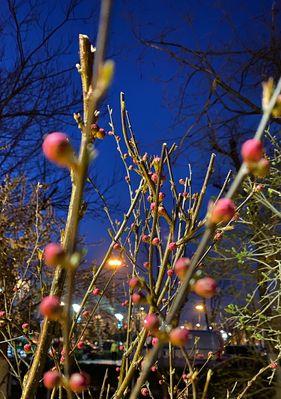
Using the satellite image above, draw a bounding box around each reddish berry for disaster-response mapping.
[143,314,160,332]
[210,198,236,224]
[92,288,101,296]
[69,372,90,393]
[39,296,61,320]
[129,277,140,290]
[169,327,189,346]
[175,258,190,280]
[168,242,177,251]
[43,243,65,267]
[193,277,217,299]
[43,370,61,389]
[24,343,32,353]
[42,132,76,168]
[152,237,160,246]
[241,139,263,163]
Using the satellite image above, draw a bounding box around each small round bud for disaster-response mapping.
[113,242,121,251]
[131,292,145,304]
[175,258,190,280]
[39,296,61,320]
[143,261,150,269]
[169,327,189,346]
[69,372,90,393]
[24,343,32,353]
[152,337,159,346]
[168,242,177,251]
[22,323,29,331]
[43,243,65,267]
[141,387,149,396]
[143,314,160,332]
[167,269,174,277]
[179,178,185,185]
[151,173,159,183]
[141,234,150,243]
[193,277,217,298]
[129,277,140,290]
[251,158,270,178]
[241,139,263,163]
[42,132,76,168]
[0,311,6,318]
[43,370,61,389]
[152,237,160,246]
[77,341,84,350]
[209,198,236,225]
[92,288,101,296]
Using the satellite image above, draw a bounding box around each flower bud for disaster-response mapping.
[69,372,90,393]
[143,261,150,269]
[143,314,160,332]
[167,269,174,277]
[0,311,6,318]
[131,292,146,304]
[168,242,177,251]
[152,237,160,246]
[129,277,140,290]
[42,132,76,168]
[241,139,263,163]
[22,323,29,331]
[251,158,270,178]
[92,288,101,296]
[43,370,61,389]
[43,243,65,268]
[152,337,159,346]
[24,343,32,353]
[169,327,189,346]
[141,387,149,396]
[77,341,84,350]
[175,258,190,280]
[209,198,236,225]
[141,234,150,243]
[193,277,217,298]
[39,296,61,320]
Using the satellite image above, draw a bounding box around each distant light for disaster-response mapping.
[209,326,213,330]
[140,307,144,311]
[220,330,228,340]
[72,304,81,313]
[195,304,204,311]
[114,313,124,322]
[228,332,232,336]
[196,323,201,328]
[107,258,123,268]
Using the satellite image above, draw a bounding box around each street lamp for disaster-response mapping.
[195,304,204,311]
[107,257,123,268]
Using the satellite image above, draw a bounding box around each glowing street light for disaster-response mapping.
[72,303,81,313]
[195,304,204,311]
[107,257,123,268]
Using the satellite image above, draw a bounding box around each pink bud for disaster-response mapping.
[158,206,165,215]
[179,178,185,185]
[92,288,101,296]
[210,198,236,224]
[151,365,158,372]
[129,277,140,290]
[169,327,189,346]
[143,314,160,332]
[168,242,177,251]
[175,258,190,280]
[193,277,217,298]
[39,296,61,320]
[113,242,121,250]
[141,234,150,243]
[152,237,160,246]
[43,243,65,267]
[152,337,159,346]
[82,310,90,318]
[43,370,61,389]
[159,192,165,201]
[24,343,32,353]
[143,261,150,269]
[115,367,120,372]
[167,269,174,277]
[22,323,29,330]
[131,293,145,304]
[42,132,76,168]
[214,232,223,241]
[151,173,159,183]
[0,311,6,318]
[77,341,84,350]
[241,139,263,163]
[141,387,149,396]
[121,300,128,307]
[150,202,157,211]
[270,362,278,369]
[69,372,90,393]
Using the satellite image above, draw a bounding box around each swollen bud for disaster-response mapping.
[175,258,190,280]
[42,132,77,168]
[169,327,189,346]
[193,277,217,299]
[250,158,270,178]
[43,370,61,389]
[209,198,236,225]
[143,314,160,332]
[69,372,90,393]
[241,139,263,163]
[39,296,61,320]
[43,243,66,268]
